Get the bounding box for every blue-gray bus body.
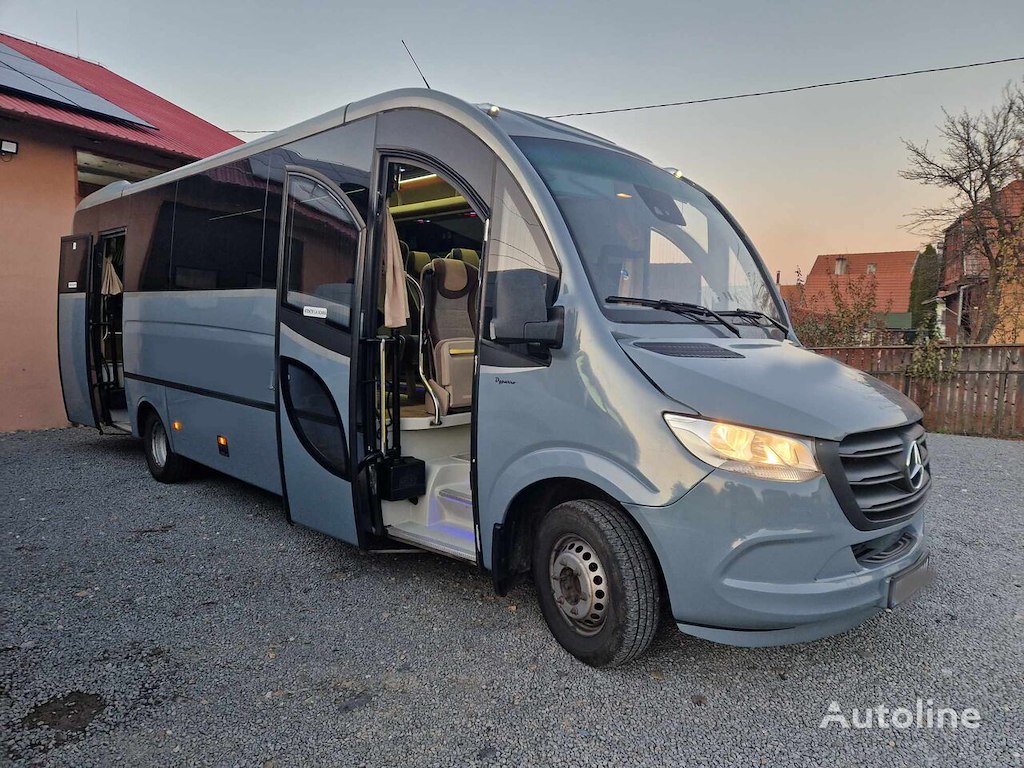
[58,90,932,666]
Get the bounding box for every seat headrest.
[448,248,480,268]
[428,257,474,293]
[407,250,431,276]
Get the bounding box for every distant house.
[0,32,241,431]
[797,250,919,331]
[777,282,803,310]
[936,180,1024,343]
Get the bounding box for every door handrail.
[405,274,441,425]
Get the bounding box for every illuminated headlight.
[664,414,820,482]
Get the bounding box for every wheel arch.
[490,476,667,606]
[135,398,160,437]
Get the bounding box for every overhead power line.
[224,54,1024,134]
[545,55,1024,118]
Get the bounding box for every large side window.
[125,184,177,292]
[282,174,363,331]
[170,161,269,290]
[483,165,561,363]
[269,118,374,292]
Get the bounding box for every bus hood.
[620,338,921,441]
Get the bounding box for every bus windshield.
[514,136,781,326]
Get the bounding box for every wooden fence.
[812,345,1024,439]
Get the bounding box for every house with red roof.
[804,251,918,316]
[0,32,242,431]
[780,251,919,341]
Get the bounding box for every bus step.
[386,520,475,562]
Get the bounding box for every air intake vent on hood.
[634,342,744,359]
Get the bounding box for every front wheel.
[142,412,188,484]
[532,499,661,667]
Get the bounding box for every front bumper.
[625,469,929,647]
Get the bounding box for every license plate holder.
[887,553,932,608]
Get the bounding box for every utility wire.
[545,55,1024,118]
[223,54,1024,133]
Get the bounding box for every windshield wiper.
[605,296,741,337]
[718,309,789,335]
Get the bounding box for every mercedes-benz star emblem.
[905,440,925,490]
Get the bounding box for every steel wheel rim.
[548,533,609,636]
[151,421,168,468]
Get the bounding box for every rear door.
[57,234,98,427]
[275,169,365,544]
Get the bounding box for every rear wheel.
[532,499,660,667]
[142,411,188,483]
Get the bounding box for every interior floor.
[383,453,474,561]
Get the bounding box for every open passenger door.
[275,169,365,545]
[57,234,98,428]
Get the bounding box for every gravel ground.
[1,428,1021,767]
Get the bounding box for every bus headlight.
[664,414,820,482]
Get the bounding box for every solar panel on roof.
[0,42,155,129]
[0,63,60,102]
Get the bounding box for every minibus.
[58,89,932,667]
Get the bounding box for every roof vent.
[634,342,744,359]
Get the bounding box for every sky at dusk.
[2,0,1022,282]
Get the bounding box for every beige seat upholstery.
[448,248,480,268]
[420,258,478,416]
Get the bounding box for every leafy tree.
[908,244,940,331]
[906,315,959,381]
[905,314,961,416]
[792,269,885,347]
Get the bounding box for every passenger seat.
[448,248,480,269]
[406,250,432,276]
[420,258,478,416]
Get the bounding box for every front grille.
[831,422,930,528]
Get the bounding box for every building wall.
[0,122,77,431]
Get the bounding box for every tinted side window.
[126,184,176,292]
[267,119,375,289]
[284,118,374,223]
[58,235,90,293]
[282,175,362,330]
[483,165,561,362]
[281,359,348,478]
[171,162,269,290]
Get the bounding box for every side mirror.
[522,307,564,348]
[492,306,563,349]
[489,269,563,349]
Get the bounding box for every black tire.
[142,411,188,484]
[532,499,660,667]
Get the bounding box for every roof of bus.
[75,88,642,212]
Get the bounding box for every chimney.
[775,270,781,285]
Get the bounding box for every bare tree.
[901,81,1024,343]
